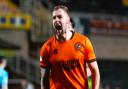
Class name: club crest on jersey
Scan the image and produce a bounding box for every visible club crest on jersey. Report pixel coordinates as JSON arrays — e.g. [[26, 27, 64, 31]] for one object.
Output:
[[74, 42, 82, 50]]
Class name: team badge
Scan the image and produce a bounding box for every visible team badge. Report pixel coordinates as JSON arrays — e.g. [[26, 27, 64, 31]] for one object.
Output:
[[74, 42, 83, 50]]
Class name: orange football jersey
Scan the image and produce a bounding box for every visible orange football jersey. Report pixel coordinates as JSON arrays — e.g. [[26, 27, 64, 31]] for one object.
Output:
[[40, 32, 96, 89]]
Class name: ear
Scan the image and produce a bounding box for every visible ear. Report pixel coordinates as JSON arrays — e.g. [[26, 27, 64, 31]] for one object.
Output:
[[66, 17, 71, 24], [66, 19, 69, 23]]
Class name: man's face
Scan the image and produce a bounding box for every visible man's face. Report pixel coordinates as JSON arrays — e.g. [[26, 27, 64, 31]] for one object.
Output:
[[3, 59, 7, 68], [52, 8, 70, 35]]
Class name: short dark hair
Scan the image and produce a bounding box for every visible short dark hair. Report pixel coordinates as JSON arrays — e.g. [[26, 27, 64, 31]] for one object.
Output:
[[70, 17, 75, 28], [0, 56, 6, 64], [53, 5, 75, 28], [53, 5, 69, 15]]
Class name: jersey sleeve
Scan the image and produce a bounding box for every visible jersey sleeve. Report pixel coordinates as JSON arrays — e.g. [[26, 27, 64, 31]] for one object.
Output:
[[85, 37, 96, 62], [40, 42, 51, 68]]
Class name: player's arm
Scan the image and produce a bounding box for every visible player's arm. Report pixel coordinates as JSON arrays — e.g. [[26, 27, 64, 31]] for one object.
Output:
[[2, 72, 8, 89], [40, 41, 51, 89], [87, 61, 100, 89], [84, 37, 100, 89], [86, 64, 91, 77], [41, 68, 50, 89]]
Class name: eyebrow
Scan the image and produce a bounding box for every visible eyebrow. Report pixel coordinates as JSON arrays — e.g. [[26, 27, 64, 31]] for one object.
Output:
[[53, 15, 62, 19]]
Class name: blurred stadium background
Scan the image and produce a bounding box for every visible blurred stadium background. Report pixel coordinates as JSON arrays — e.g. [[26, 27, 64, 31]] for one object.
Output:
[[0, 0, 128, 89]]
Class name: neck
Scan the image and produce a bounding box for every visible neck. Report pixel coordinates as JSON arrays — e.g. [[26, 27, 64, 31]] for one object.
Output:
[[56, 30, 74, 42]]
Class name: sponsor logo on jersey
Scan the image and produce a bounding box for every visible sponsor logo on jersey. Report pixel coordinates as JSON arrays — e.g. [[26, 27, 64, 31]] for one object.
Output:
[[56, 59, 80, 70]]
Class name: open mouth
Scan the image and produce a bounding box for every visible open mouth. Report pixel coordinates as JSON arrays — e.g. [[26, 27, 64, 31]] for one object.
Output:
[[54, 21, 62, 30]]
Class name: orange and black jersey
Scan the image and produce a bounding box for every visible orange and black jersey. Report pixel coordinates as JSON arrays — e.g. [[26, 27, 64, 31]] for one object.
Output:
[[40, 32, 96, 89]]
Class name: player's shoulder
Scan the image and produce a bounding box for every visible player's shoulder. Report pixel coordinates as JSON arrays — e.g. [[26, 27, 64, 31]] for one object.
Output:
[[4, 70, 8, 76], [41, 35, 55, 47], [75, 32, 89, 40], [45, 35, 55, 44]]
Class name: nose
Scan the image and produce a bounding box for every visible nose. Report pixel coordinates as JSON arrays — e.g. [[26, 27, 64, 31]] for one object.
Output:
[[54, 16, 60, 21]]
